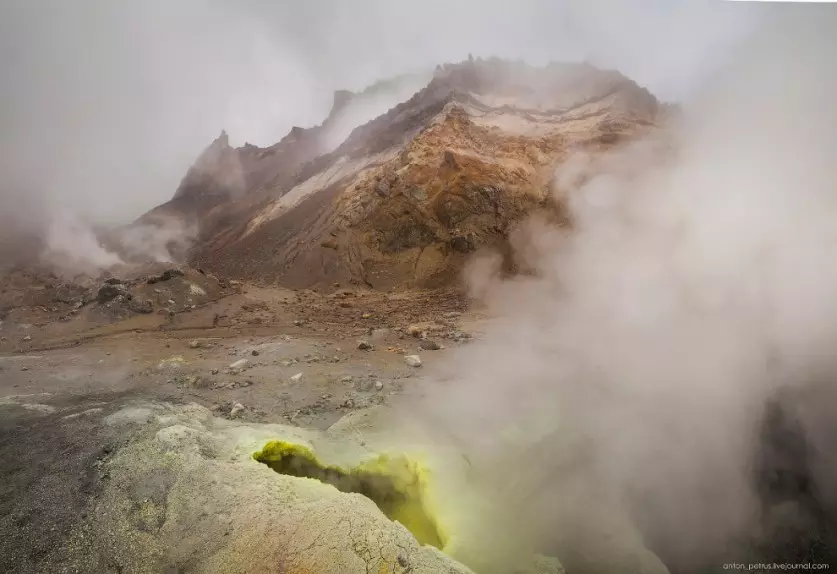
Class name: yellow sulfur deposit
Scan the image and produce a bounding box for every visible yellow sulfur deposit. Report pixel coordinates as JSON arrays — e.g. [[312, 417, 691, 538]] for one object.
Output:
[[253, 440, 447, 550]]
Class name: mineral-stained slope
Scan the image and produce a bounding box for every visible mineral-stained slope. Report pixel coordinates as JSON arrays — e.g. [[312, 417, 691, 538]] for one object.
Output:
[[51, 401, 566, 574], [144, 59, 661, 290]]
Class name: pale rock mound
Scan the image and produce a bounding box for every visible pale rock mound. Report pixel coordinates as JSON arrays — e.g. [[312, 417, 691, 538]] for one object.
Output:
[[51, 402, 562, 574]]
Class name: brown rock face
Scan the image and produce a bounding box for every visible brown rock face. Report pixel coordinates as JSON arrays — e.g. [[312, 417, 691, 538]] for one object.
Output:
[[173, 130, 244, 203], [139, 59, 663, 290]]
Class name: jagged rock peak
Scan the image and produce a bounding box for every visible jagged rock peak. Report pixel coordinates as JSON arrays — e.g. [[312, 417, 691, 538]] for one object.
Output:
[[172, 128, 245, 202], [192, 129, 234, 171]]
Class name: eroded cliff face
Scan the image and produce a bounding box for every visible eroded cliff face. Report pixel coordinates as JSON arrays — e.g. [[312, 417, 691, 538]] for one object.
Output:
[[143, 59, 662, 290]]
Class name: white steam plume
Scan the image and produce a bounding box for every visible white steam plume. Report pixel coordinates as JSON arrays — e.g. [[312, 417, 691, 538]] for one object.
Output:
[[41, 213, 123, 274], [38, 212, 197, 276], [403, 6, 837, 572], [113, 217, 197, 264]]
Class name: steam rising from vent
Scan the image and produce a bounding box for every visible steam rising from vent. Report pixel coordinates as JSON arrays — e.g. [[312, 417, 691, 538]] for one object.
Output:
[[406, 8, 837, 572], [41, 213, 123, 274], [110, 217, 197, 265], [38, 212, 196, 276]]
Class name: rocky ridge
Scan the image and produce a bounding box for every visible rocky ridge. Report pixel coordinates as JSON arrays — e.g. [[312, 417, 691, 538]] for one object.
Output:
[[142, 58, 662, 290]]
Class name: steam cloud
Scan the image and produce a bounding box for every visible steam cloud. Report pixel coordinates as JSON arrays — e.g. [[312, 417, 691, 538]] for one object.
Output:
[[41, 214, 123, 274], [36, 213, 197, 277], [404, 6, 837, 572]]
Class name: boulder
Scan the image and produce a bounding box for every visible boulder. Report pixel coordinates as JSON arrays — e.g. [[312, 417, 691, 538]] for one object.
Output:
[[129, 298, 153, 314], [96, 283, 129, 304]]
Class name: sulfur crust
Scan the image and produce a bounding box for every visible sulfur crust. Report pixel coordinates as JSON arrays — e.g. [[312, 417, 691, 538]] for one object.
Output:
[[253, 440, 448, 550]]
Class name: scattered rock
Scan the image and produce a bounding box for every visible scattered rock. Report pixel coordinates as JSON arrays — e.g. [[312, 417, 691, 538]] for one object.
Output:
[[210, 369, 219, 375], [229, 359, 248, 370], [356, 379, 376, 392], [406, 325, 423, 338], [189, 340, 202, 349], [129, 298, 153, 314], [450, 234, 476, 253], [161, 269, 185, 281], [147, 268, 184, 284], [229, 403, 245, 419], [251, 350, 260, 356], [214, 379, 253, 390], [419, 340, 441, 351], [405, 355, 422, 368], [174, 375, 209, 389], [22, 335, 32, 342], [357, 340, 373, 351], [290, 372, 303, 383], [293, 319, 307, 327], [96, 283, 128, 304], [54, 285, 90, 307], [103, 277, 124, 285], [374, 380, 384, 391], [340, 376, 353, 384]]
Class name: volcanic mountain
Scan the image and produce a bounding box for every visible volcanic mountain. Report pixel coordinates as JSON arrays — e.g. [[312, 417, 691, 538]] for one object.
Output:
[[140, 58, 663, 290]]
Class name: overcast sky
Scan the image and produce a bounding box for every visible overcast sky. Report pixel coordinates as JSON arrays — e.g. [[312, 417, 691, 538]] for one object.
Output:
[[0, 0, 763, 223]]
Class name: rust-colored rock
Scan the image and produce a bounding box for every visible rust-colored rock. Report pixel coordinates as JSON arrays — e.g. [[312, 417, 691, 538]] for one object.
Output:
[[138, 59, 663, 291]]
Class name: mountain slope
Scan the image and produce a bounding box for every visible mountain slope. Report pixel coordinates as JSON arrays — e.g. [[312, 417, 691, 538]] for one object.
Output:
[[144, 58, 662, 290]]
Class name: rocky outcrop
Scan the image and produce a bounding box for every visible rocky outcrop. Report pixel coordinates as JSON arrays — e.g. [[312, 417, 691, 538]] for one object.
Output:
[[141, 59, 662, 290], [172, 130, 246, 205], [53, 402, 564, 573]]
